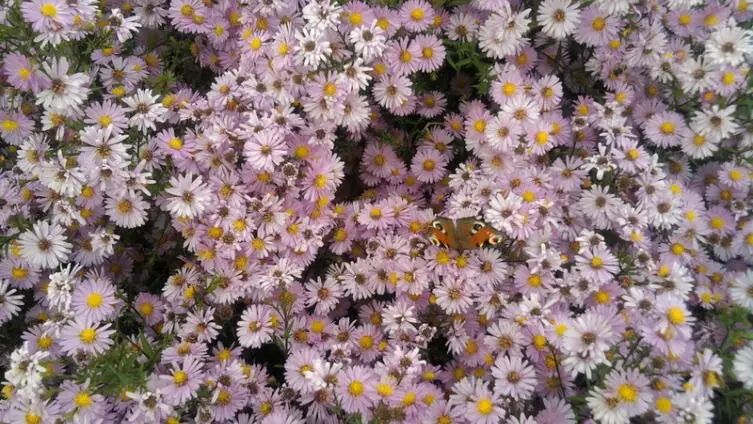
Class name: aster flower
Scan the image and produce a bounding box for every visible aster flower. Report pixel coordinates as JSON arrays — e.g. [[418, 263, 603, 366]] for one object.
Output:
[[492, 355, 537, 400], [400, 0, 434, 32], [562, 310, 615, 378], [0, 279, 23, 324], [123, 88, 167, 134], [373, 75, 412, 110], [126, 389, 173, 423], [576, 245, 620, 283], [21, 0, 72, 34], [164, 173, 212, 219], [18, 220, 72, 269], [706, 24, 753, 67], [59, 319, 115, 355], [478, 5, 531, 58], [348, 22, 386, 61], [36, 57, 89, 111], [70, 276, 117, 323], [160, 357, 204, 405], [237, 305, 274, 348], [106, 191, 149, 228], [337, 365, 378, 417], [538, 0, 581, 39], [3, 52, 49, 92], [244, 128, 287, 172], [733, 342, 753, 390]]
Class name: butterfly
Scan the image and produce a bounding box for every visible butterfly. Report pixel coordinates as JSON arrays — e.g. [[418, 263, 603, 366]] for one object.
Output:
[[427, 217, 503, 251]]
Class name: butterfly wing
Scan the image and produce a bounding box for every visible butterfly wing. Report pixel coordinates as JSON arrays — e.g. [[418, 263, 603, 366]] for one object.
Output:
[[464, 218, 504, 249], [428, 217, 456, 249]]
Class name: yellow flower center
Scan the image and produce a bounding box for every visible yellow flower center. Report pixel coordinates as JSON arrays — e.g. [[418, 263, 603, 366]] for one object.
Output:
[[40, 3, 58, 17], [349, 12, 362, 25], [173, 370, 188, 386], [721, 71, 736, 86], [74, 392, 92, 408], [666, 307, 686, 325], [38, 335, 53, 350], [476, 398, 493, 415], [323, 82, 337, 97], [18, 68, 32, 80], [533, 334, 547, 350], [595, 290, 611, 304], [216, 389, 232, 405], [659, 121, 675, 135], [310, 320, 325, 333], [98, 115, 113, 126], [117, 199, 132, 214], [11, 267, 28, 280], [376, 382, 393, 396], [86, 292, 103, 309], [25, 413, 42, 424], [656, 397, 672, 414], [592, 17, 606, 30], [294, 145, 310, 159], [168, 137, 183, 150], [348, 380, 364, 396], [502, 82, 517, 96], [535, 131, 549, 145], [359, 335, 373, 349], [617, 384, 638, 403], [402, 391, 417, 406], [410, 8, 424, 21], [1, 120, 18, 132], [79, 328, 97, 344], [139, 302, 154, 316]]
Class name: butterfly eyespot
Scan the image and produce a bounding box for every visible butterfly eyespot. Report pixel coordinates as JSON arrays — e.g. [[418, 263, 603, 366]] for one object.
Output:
[[471, 221, 484, 234], [488, 235, 502, 246], [431, 221, 445, 232]]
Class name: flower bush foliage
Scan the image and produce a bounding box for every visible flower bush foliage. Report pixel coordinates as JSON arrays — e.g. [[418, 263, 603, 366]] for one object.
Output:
[[1, 0, 753, 422]]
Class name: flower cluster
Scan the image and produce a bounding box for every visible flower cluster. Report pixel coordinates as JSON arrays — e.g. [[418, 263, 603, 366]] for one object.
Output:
[[1, 0, 753, 423]]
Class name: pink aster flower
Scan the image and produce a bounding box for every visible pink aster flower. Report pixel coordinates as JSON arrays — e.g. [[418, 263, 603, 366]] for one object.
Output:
[[576, 245, 620, 283], [373, 75, 412, 111], [492, 355, 537, 400], [336, 365, 378, 418], [237, 305, 274, 348], [243, 128, 287, 172], [163, 173, 212, 219], [3, 52, 49, 92], [645, 112, 690, 148], [59, 319, 115, 355], [21, 0, 72, 33], [399, 0, 435, 32], [18, 220, 72, 270], [411, 148, 448, 183], [160, 356, 204, 405], [71, 276, 117, 324]]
